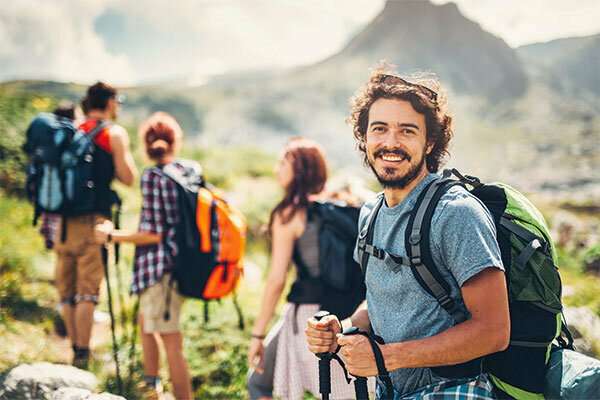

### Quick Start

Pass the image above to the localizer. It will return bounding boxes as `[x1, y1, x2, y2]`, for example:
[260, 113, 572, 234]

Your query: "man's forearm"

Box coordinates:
[343, 301, 371, 333]
[382, 317, 508, 370]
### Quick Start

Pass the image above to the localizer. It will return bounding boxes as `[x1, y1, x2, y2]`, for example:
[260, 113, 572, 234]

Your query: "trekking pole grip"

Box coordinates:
[342, 326, 370, 400]
[314, 310, 332, 400]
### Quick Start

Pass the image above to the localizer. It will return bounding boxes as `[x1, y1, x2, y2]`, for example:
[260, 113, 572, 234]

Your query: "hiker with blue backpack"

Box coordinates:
[247, 138, 375, 400]
[94, 112, 194, 400]
[306, 61, 577, 400]
[24, 82, 136, 369]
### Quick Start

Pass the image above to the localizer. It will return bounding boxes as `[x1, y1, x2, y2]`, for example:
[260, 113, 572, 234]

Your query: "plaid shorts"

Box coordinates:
[377, 374, 496, 400]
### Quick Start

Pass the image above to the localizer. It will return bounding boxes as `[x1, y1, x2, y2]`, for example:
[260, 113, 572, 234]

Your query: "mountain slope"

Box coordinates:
[322, 0, 527, 100]
[518, 34, 600, 100]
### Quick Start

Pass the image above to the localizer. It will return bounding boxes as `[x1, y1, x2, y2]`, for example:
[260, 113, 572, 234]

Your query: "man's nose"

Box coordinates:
[382, 129, 404, 147]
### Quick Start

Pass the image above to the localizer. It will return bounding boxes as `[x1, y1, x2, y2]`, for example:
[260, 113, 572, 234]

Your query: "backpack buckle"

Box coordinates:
[439, 294, 453, 308]
[409, 233, 421, 245]
[410, 256, 421, 266]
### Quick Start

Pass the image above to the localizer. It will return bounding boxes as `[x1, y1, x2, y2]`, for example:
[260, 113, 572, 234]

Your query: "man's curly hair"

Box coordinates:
[347, 61, 454, 173]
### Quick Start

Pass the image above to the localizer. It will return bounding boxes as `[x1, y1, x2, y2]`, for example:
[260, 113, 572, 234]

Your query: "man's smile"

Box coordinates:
[374, 149, 411, 166]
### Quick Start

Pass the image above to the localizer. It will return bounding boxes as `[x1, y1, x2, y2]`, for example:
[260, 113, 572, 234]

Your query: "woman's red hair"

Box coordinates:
[139, 112, 183, 164]
[270, 137, 328, 228]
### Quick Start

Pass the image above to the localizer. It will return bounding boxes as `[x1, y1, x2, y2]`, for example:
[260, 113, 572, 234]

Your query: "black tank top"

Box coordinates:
[287, 205, 323, 304]
[80, 119, 116, 217]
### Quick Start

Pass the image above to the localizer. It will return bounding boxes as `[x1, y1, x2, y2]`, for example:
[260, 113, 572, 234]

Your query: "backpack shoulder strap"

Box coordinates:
[161, 163, 184, 185]
[86, 120, 111, 142]
[406, 174, 468, 323]
[357, 194, 385, 276]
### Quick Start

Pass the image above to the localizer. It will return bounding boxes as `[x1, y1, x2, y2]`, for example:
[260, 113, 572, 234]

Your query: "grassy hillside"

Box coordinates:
[1, 80, 599, 399]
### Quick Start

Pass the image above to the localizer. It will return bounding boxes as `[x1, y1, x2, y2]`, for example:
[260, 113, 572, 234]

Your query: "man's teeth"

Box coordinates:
[381, 155, 404, 161]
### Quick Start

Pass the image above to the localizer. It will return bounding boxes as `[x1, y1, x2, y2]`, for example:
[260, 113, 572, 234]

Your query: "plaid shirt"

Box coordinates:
[377, 374, 496, 400]
[131, 163, 182, 294]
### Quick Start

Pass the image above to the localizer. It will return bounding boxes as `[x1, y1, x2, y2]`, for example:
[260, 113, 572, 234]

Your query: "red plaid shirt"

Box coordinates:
[131, 163, 182, 294]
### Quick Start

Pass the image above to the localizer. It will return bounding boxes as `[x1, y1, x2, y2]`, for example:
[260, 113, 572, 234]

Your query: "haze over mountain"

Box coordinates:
[324, 0, 527, 100]
[2, 0, 598, 200]
[518, 34, 600, 100]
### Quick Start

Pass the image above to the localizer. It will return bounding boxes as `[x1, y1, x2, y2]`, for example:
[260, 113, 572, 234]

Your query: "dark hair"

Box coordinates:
[52, 101, 77, 120]
[139, 112, 183, 164]
[86, 81, 117, 111]
[80, 95, 89, 115]
[269, 137, 328, 228]
[347, 61, 454, 173]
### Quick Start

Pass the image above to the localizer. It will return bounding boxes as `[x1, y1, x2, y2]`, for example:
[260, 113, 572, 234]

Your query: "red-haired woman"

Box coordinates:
[95, 112, 193, 400]
[247, 138, 364, 400]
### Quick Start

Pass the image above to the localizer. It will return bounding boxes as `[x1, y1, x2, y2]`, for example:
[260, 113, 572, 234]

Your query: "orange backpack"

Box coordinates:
[162, 161, 246, 325]
[195, 186, 246, 299]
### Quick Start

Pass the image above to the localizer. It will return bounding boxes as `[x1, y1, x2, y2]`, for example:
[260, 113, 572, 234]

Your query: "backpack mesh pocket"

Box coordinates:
[508, 233, 562, 310]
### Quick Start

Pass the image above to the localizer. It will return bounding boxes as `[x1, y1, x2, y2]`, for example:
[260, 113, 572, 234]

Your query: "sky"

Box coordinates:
[1, 0, 598, 86]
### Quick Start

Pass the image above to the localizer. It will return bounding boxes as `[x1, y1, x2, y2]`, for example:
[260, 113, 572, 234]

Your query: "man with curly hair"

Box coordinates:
[306, 62, 510, 399]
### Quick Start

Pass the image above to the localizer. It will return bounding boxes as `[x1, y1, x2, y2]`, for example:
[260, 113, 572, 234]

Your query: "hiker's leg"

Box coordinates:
[55, 234, 77, 348]
[161, 331, 192, 400]
[139, 312, 160, 377]
[74, 232, 104, 349]
[62, 301, 77, 345]
[74, 300, 95, 348]
[246, 319, 282, 400]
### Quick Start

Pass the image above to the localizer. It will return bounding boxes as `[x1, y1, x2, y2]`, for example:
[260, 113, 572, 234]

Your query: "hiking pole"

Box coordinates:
[102, 245, 122, 395]
[314, 310, 333, 400]
[342, 327, 369, 400]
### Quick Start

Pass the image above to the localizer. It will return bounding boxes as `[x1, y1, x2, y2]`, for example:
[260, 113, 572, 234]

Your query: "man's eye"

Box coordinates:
[372, 126, 385, 132]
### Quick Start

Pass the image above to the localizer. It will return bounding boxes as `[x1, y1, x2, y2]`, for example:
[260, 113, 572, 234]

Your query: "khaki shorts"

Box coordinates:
[55, 214, 108, 304]
[140, 274, 186, 334]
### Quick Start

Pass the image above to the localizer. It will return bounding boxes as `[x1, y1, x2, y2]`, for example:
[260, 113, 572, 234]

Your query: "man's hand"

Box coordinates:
[337, 333, 378, 377]
[305, 314, 342, 354]
[94, 221, 114, 244]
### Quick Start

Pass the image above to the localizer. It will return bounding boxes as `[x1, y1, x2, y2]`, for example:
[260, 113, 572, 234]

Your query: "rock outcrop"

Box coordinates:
[563, 306, 600, 358]
[0, 362, 125, 400]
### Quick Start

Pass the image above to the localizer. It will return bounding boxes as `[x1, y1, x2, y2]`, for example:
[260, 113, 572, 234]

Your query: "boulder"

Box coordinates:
[0, 362, 125, 400]
[49, 388, 127, 400]
[50, 388, 93, 400]
[563, 306, 600, 358]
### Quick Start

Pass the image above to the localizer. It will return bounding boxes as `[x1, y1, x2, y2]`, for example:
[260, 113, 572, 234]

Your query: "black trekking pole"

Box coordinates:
[314, 310, 334, 400]
[102, 245, 122, 395]
[342, 327, 370, 400]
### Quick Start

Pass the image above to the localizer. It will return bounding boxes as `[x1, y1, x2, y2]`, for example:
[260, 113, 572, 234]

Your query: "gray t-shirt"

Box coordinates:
[353, 173, 503, 395]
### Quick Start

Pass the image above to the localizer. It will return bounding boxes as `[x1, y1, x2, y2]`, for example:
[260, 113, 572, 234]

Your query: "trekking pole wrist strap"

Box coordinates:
[360, 330, 394, 399]
[340, 327, 394, 397]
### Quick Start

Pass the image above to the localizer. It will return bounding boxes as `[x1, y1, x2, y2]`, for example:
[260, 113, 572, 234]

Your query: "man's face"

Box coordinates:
[364, 98, 432, 189]
[107, 96, 120, 120]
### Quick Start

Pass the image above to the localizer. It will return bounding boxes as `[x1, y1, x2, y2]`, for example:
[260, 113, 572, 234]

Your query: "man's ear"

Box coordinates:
[425, 142, 434, 155]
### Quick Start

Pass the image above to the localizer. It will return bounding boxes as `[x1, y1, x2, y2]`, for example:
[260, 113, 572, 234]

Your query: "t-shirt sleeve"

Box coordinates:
[138, 170, 164, 235]
[431, 190, 504, 287]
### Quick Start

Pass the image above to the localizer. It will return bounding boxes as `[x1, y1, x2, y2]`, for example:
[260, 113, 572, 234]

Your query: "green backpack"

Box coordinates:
[358, 169, 574, 400]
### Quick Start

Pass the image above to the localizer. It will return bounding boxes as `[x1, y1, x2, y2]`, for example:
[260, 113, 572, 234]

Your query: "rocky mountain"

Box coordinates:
[518, 34, 600, 102]
[323, 0, 527, 100]
[2, 0, 598, 200]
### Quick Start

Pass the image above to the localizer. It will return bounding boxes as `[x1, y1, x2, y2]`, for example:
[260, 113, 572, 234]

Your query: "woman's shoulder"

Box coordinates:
[272, 205, 306, 237]
[140, 165, 177, 190]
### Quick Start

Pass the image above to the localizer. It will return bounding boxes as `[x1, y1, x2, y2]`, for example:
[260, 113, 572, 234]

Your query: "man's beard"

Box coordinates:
[368, 148, 426, 190]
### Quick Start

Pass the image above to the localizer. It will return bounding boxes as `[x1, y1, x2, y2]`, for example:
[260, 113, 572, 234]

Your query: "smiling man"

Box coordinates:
[305, 63, 510, 399]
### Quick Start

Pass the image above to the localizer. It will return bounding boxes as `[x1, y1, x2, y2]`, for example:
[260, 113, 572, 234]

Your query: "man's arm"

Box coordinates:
[338, 267, 509, 376]
[109, 125, 136, 186]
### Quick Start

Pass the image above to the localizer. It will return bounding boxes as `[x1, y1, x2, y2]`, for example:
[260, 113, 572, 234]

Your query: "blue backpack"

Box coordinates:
[24, 113, 111, 225]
